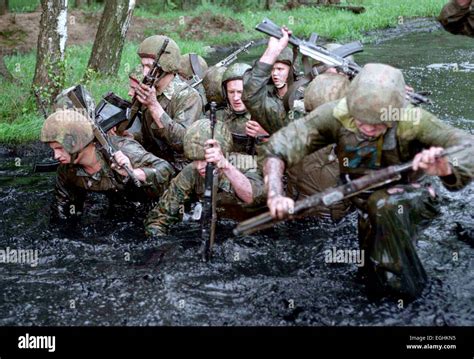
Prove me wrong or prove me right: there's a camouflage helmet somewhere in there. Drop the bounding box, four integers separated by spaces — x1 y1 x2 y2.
203 66 227 104
53 85 96 120
275 47 293 66
137 35 181 74
347 63 406 126
304 73 350 112
40 109 94 154
221 63 251 105
183 119 233 161
178 53 208 80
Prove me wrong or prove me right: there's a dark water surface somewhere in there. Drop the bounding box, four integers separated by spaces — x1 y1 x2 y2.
0 28 473 326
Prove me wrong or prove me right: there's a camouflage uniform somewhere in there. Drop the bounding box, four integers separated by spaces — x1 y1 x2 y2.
242 48 295 134
261 64 474 299
144 163 264 236
134 36 203 172
145 119 265 237
51 136 175 222
139 75 203 171
439 0 474 37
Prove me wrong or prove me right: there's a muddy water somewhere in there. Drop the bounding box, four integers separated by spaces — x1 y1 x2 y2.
0 29 473 326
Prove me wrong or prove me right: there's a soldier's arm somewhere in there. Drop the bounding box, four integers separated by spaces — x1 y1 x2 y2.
144 164 196 237
115 137 175 191
400 108 474 191
259 102 339 170
50 165 86 223
152 89 202 152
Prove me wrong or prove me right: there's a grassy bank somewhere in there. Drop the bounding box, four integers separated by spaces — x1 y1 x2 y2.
1 0 447 144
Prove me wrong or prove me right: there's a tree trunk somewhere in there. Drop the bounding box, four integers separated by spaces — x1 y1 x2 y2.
75 0 83 7
0 0 9 15
86 0 135 76
265 0 274 11
32 0 68 110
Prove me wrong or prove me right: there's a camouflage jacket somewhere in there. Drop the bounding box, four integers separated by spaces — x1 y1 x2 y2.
138 75 203 168
260 98 474 193
51 136 175 221
144 163 264 236
242 61 289 135
439 0 474 36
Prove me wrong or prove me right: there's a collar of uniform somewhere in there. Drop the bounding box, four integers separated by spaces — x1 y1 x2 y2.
332 97 358 133
75 149 108 181
160 75 184 100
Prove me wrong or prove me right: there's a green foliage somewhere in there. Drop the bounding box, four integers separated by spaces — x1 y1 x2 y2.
1 0 448 143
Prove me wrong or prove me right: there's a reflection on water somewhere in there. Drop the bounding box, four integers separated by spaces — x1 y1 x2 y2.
0 29 473 326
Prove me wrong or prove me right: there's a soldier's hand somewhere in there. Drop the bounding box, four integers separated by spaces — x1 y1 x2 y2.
111 150 133 176
205 139 228 168
412 146 452 177
267 195 294 220
268 26 292 53
246 120 269 138
135 83 160 110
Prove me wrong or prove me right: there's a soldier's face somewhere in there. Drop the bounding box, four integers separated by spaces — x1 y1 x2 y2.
194 160 207 177
49 142 71 164
354 119 388 138
140 57 155 77
272 62 290 89
226 80 246 112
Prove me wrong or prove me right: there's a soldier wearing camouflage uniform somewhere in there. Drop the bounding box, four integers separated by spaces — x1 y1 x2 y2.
242 34 296 134
133 35 203 171
261 63 474 300
218 63 269 174
145 119 264 237
41 109 175 223
439 0 474 37
285 72 352 220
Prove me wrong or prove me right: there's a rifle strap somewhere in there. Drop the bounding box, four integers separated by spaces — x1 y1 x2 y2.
189 53 205 79
283 75 311 112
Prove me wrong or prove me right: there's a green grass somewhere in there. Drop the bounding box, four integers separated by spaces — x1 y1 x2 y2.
0 0 447 144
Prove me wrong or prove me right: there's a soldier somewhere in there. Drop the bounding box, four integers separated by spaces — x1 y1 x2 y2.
285 72 352 220
145 119 264 238
242 33 296 134
178 53 208 107
439 0 474 37
260 63 474 300
41 109 175 224
219 63 269 160
133 35 203 171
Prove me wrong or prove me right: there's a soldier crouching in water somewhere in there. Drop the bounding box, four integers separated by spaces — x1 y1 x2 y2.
145 119 264 239
260 63 474 300
40 109 175 227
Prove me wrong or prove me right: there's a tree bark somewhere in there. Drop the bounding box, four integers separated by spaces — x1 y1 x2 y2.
75 0 83 7
32 0 68 110
87 0 135 76
0 0 9 15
